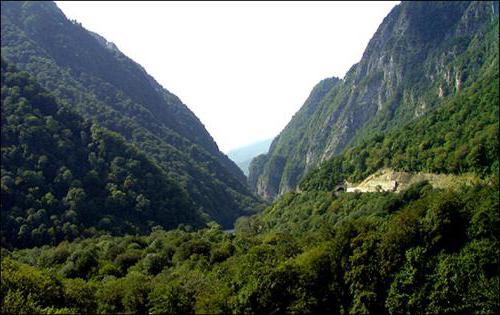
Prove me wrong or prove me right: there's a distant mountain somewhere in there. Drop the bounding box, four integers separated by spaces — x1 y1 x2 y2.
249 1 499 201
227 139 273 175
1 2 498 314
0 1 262 226
1 60 204 248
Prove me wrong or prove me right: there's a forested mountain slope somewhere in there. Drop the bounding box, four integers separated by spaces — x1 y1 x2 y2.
0 1 261 226
1 60 204 249
249 1 499 200
301 62 498 191
2 129 498 313
2 67 498 313
1 2 499 313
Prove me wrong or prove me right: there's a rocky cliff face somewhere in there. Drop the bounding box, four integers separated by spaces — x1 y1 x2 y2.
249 1 499 201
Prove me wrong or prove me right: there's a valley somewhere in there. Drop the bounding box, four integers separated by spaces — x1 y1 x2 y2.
1 1 498 314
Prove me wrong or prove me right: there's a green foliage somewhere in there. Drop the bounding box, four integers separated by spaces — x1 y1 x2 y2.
301 61 499 191
0 2 497 315
249 2 499 200
2 180 498 314
149 282 195 315
0 256 74 313
1 0 262 227
1 290 42 315
62 278 97 314
1 60 203 248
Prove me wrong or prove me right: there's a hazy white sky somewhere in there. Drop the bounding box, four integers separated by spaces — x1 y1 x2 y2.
55 1 398 152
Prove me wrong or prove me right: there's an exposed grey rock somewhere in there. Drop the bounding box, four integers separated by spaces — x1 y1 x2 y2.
249 1 499 201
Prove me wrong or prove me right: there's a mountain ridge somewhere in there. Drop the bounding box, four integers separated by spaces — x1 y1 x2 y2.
1 2 498 313
248 1 499 201
0 59 205 248
1 1 262 226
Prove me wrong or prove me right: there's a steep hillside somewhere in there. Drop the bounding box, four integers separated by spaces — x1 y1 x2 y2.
301 58 498 192
228 139 273 175
0 60 203 249
2 61 498 312
0 1 261 226
1 2 498 313
249 1 499 200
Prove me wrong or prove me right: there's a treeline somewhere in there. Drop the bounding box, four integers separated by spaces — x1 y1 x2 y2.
1 180 498 314
1 60 202 249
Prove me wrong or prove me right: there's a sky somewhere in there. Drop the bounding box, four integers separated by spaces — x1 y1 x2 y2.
55 1 398 153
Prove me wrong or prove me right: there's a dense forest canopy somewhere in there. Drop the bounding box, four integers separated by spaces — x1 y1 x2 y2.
0 0 262 228
1 60 204 249
1 1 499 314
2 178 498 314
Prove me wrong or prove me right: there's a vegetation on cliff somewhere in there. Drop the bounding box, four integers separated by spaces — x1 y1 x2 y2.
249 1 499 201
1 2 498 314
